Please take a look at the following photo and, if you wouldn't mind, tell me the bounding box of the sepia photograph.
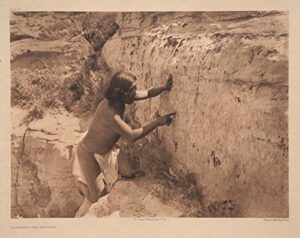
[10,11,289,219]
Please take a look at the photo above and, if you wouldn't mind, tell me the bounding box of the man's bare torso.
[81,99,124,155]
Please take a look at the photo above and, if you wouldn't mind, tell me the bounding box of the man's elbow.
[124,128,143,143]
[122,136,136,145]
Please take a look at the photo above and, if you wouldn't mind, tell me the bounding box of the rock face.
[11,109,84,218]
[102,12,288,217]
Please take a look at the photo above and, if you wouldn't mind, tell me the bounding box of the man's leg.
[117,150,134,177]
[75,181,91,217]
[117,150,145,178]
[76,143,101,203]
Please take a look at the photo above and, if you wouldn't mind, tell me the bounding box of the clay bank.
[102,12,288,217]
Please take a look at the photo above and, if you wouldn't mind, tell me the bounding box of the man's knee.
[118,151,134,177]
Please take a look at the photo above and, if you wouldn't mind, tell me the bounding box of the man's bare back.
[82,99,124,155]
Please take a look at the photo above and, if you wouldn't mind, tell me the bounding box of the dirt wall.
[102,12,289,217]
[11,109,84,218]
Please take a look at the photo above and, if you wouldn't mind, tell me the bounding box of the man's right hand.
[157,112,176,126]
[164,74,173,91]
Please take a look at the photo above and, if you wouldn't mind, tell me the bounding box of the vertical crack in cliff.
[12,128,28,217]
[13,128,55,217]
[13,126,83,217]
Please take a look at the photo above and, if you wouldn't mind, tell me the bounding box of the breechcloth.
[73,139,120,193]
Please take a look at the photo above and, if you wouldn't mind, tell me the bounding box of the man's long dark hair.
[104,71,136,103]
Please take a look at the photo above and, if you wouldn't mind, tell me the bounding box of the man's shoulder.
[95,100,119,118]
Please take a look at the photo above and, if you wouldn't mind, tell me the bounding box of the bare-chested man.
[73,71,175,217]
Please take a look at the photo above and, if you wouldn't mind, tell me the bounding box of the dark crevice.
[10,35,35,42]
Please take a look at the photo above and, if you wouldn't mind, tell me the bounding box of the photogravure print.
[10,11,288,219]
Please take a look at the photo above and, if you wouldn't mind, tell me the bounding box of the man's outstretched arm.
[134,74,173,101]
[111,112,176,143]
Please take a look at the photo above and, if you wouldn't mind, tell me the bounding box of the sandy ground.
[83,167,233,218]
[84,176,196,218]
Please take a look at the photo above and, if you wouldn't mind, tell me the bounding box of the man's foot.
[75,198,92,218]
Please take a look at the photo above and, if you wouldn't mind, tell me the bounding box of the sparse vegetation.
[10,12,119,124]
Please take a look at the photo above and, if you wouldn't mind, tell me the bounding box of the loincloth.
[72,139,120,193]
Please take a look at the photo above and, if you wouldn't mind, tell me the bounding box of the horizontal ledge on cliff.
[14,134,77,146]
[200,78,288,88]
